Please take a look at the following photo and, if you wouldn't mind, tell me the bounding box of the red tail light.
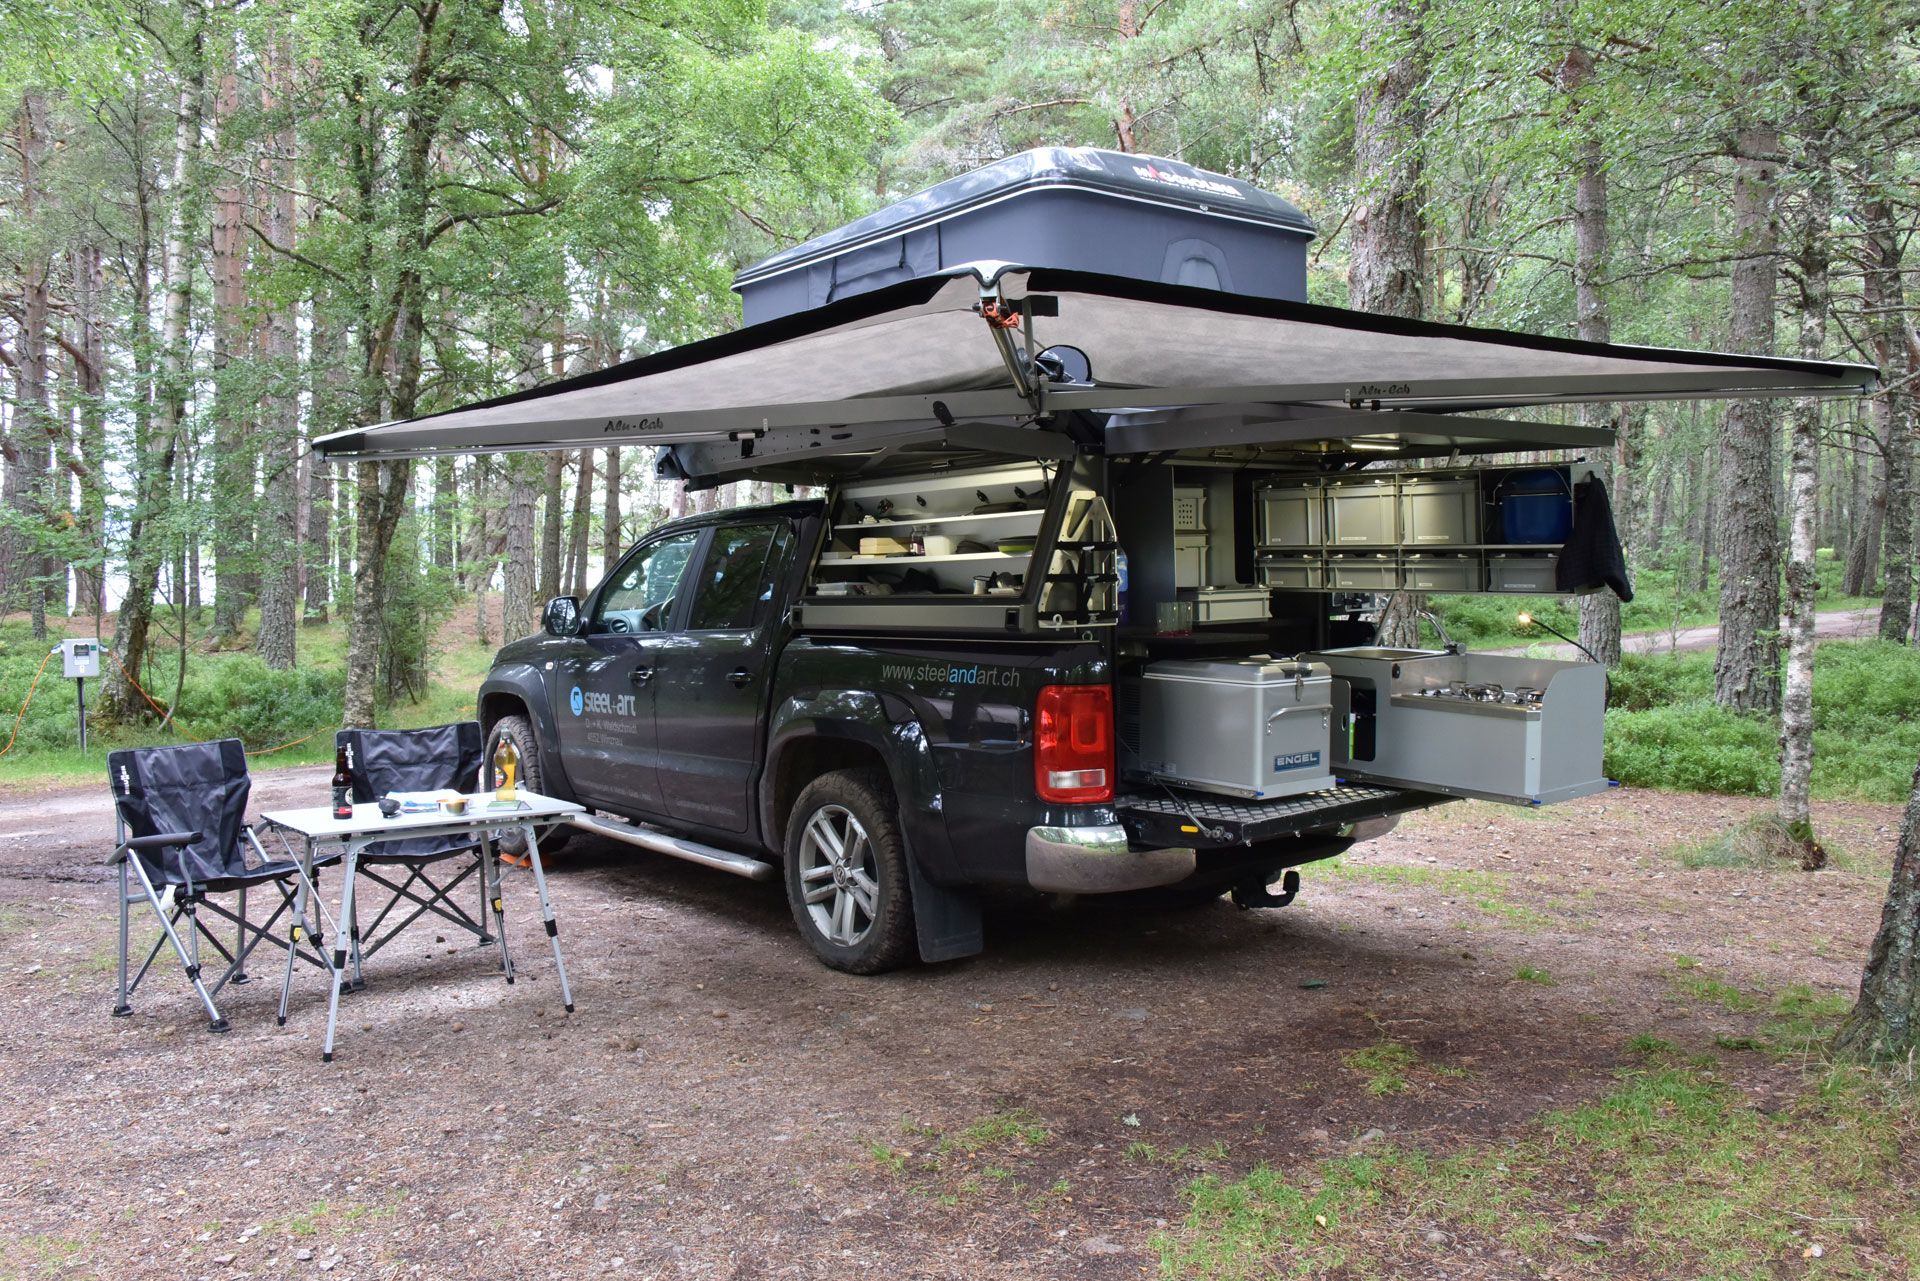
[1034,684,1115,804]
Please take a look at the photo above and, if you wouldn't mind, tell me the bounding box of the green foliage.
[1158,1058,1920,1280]
[178,656,344,748]
[1603,641,1920,801]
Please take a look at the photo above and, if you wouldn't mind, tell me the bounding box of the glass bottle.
[332,744,354,820]
[493,735,520,803]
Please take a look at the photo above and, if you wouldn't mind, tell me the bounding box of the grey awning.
[315,264,1875,477]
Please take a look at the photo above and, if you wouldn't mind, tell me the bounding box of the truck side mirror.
[542,596,581,637]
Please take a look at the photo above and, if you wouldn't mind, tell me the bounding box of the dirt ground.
[0,767,1904,1280]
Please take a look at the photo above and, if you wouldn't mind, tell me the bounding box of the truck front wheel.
[484,713,572,857]
[784,769,916,974]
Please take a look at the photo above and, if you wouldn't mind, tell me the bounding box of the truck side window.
[686,523,787,632]
[593,531,699,633]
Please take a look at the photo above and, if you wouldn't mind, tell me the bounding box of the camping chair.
[107,739,327,1032]
[335,722,499,972]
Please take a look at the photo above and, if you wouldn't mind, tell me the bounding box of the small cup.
[442,796,469,816]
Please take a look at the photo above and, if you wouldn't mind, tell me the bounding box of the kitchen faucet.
[1417,608,1462,654]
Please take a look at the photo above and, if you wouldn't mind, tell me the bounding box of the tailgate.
[1116,783,1444,849]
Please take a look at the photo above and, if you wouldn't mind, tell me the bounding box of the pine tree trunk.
[1348,0,1427,648]
[1863,198,1915,642]
[602,446,622,571]
[254,35,300,670]
[1712,120,1782,713]
[1844,443,1883,596]
[1835,754,1920,1061]
[539,451,564,599]
[433,456,456,569]
[1558,32,1621,666]
[566,449,592,596]
[209,66,251,642]
[106,14,204,721]
[503,455,540,641]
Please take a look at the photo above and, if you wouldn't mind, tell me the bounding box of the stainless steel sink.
[1317,646,1448,661]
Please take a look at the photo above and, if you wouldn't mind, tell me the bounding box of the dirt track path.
[1486,605,1882,659]
[0,774,1902,1279]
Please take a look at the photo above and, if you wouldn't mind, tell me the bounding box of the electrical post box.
[59,638,103,679]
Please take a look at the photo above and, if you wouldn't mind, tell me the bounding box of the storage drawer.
[1328,555,1400,590]
[1488,554,1559,593]
[1181,586,1271,623]
[1327,480,1399,545]
[1403,555,1481,592]
[1174,534,1209,588]
[1260,555,1324,590]
[1399,477,1479,546]
[1258,484,1323,547]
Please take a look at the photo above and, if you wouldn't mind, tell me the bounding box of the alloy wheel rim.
[798,804,878,947]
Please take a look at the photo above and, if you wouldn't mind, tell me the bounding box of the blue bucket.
[1501,469,1572,544]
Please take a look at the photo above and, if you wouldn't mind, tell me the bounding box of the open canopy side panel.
[315,265,1875,484]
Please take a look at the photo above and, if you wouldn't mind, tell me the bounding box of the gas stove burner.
[1467,683,1505,702]
[1514,686,1544,705]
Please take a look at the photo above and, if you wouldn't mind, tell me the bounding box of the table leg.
[477,828,514,984]
[278,835,326,1026]
[322,842,363,1063]
[523,822,573,1013]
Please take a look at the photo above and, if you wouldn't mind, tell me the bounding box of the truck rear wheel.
[484,713,572,857]
[784,769,916,974]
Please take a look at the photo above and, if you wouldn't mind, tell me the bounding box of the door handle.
[630,666,654,686]
[728,667,753,688]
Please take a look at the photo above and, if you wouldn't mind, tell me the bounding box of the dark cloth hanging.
[1555,475,1634,602]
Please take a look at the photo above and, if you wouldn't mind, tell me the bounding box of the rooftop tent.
[731,146,1317,323]
[314,263,1877,484]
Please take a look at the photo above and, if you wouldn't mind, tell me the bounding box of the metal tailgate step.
[1115,783,1444,849]
[566,813,777,881]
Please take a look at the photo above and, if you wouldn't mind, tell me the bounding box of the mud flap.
[906,855,983,963]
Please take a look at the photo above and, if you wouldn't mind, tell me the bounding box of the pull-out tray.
[1115,782,1445,849]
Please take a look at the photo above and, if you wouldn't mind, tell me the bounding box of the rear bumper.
[1024,824,1195,894]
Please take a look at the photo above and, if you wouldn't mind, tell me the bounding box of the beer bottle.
[493,735,519,803]
[332,744,354,819]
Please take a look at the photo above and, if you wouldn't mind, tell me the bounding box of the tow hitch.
[1231,868,1301,910]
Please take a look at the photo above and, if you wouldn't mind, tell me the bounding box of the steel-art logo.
[569,685,584,717]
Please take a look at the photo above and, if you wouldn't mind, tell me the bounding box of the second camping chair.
[107,739,327,1031]
[335,722,497,972]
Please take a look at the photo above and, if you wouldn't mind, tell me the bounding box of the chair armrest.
[107,830,203,865]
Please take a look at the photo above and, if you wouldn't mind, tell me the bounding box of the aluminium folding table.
[259,791,583,1061]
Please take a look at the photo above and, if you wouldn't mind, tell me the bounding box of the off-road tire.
[784,768,916,974]
[484,713,572,856]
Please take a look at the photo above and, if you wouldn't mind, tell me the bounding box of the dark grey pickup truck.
[478,487,1439,974]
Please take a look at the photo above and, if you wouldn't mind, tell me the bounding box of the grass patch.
[1604,640,1920,803]
[1342,1038,1419,1096]
[1670,815,1832,871]
[1157,1050,1920,1280]
[1514,965,1555,986]
[1321,859,1552,929]
[941,1107,1051,1154]
[1669,968,1764,1014]
[862,1140,907,1174]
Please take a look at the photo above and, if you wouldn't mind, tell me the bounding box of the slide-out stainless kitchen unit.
[1306,647,1608,805]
